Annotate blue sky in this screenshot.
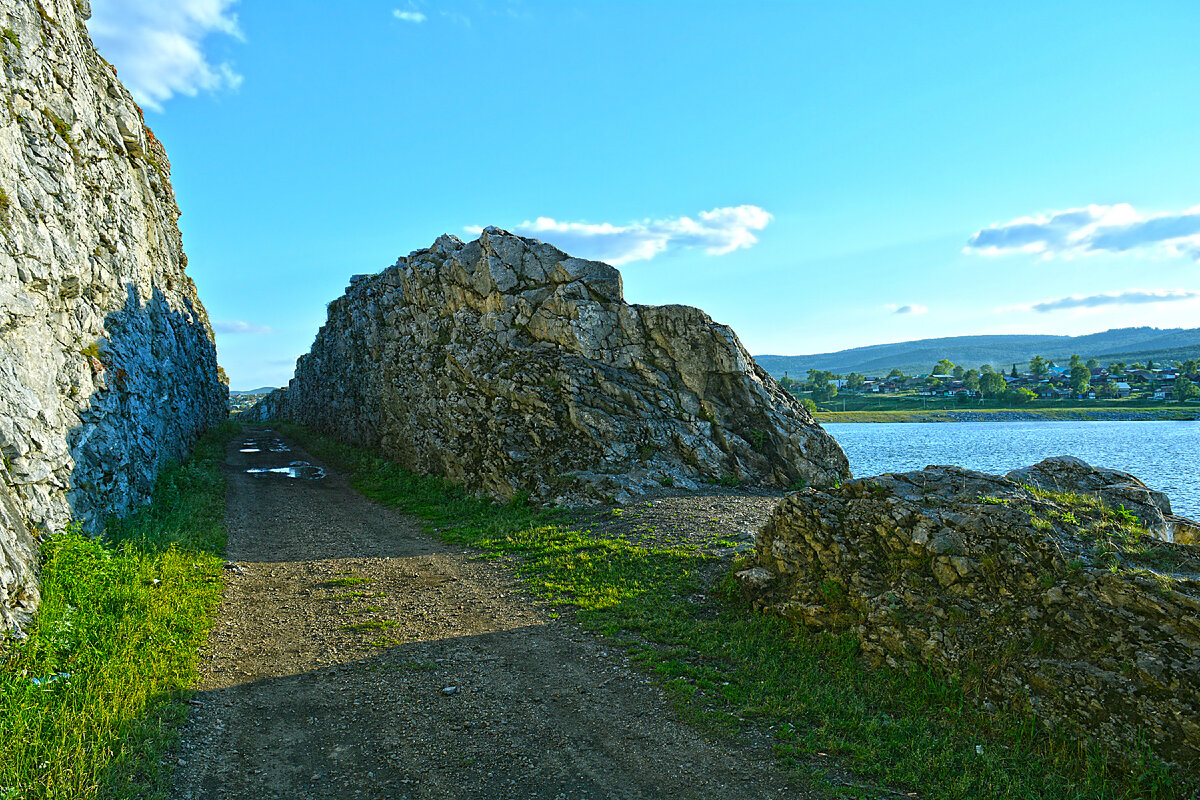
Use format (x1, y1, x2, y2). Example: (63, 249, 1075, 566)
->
(87, 1, 1200, 389)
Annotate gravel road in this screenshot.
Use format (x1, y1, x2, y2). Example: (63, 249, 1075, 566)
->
(170, 429, 823, 799)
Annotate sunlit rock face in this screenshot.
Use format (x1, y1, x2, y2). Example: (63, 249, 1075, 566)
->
(739, 458, 1200, 775)
(275, 227, 849, 504)
(0, 0, 227, 632)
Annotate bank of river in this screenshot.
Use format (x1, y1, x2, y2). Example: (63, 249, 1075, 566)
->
(822, 419, 1199, 519)
(814, 407, 1198, 424)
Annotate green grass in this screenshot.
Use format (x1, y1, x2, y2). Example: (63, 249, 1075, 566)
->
(322, 576, 371, 588)
(276, 420, 1191, 800)
(0, 421, 236, 800)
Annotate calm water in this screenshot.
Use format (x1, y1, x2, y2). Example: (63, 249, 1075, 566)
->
(822, 420, 1199, 519)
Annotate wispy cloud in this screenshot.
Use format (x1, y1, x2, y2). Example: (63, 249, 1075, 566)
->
(965, 203, 1200, 261)
(87, 0, 244, 112)
(392, 9, 427, 23)
(468, 205, 772, 265)
(214, 320, 273, 335)
(886, 303, 929, 315)
(1007, 289, 1200, 314)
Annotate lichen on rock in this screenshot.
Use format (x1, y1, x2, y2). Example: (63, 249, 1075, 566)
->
(738, 456, 1200, 774)
(0, 0, 227, 633)
(270, 227, 849, 504)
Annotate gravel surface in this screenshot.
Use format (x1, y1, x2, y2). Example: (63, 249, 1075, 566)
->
(170, 429, 824, 799)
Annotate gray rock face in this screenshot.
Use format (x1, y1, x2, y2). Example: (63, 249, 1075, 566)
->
(0, 0, 227, 632)
(274, 228, 848, 504)
(739, 460, 1200, 774)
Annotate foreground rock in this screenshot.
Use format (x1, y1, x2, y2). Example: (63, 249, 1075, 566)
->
(738, 457, 1200, 775)
(0, 0, 226, 632)
(272, 228, 848, 504)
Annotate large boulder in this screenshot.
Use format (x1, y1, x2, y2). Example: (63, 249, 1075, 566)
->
(0, 0, 227, 633)
(739, 460, 1200, 775)
(276, 228, 849, 503)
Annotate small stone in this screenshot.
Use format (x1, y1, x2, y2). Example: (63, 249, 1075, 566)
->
(442, 686, 457, 695)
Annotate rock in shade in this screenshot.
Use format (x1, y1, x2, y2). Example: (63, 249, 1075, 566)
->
(738, 458, 1200, 775)
(264, 228, 849, 505)
(0, 0, 227, 633)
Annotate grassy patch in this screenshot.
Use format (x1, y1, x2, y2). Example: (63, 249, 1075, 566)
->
(0, 421, 235, 800)
(341, 621, 397, 632)
(322, 576, 371, 588)
(276, 421, 1190, 799)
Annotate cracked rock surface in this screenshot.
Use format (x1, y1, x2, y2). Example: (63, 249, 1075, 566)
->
(0, 0, 226, 632)
(262, 228, 847, 506)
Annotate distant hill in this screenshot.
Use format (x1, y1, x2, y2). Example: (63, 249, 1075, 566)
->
(230, 386, 278, 396)
(754, 327, 1200, 378)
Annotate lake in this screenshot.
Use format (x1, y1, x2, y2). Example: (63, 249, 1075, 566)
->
(822, 420, 1199, 519)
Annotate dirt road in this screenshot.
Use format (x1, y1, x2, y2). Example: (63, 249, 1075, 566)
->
(171, 429, 816, 799)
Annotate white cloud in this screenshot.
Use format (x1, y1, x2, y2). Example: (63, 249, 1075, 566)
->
(886, 303, 928, 315)
(1006, 289, 1200, 314)
(392, 9, 427, 23)
(87, 0, 243, 111)
(965, 203, 1200, 261)
(214, 320, 273, 335)
(467, 205, 772, 266)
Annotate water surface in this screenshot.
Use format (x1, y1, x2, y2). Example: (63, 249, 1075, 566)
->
(823, 420, 1199, 518)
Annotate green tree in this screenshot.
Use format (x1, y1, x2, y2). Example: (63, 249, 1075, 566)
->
(932, 359, 956, 376)
(1086, 358, 1100, 370)
(963, 369, 980, 392)
(1184, 359, 1199, 376)
(981, 372, 1006, 398)
(886, 368, 906, 381)
(1111, 362, 1126, 376)
(807, 369, 838, 402)
(1070, 364, 1091, 396)
(1147, 359, 1155, 370)
(846, 372, 866, 391)
(1029, 356, 1048, 378)
(1175, 374, 1199, 402)
(980, 363, 995, 375)
(1010, 363, 1019, 378)
(1009, 387, 1037, 404)
(952, 365, 965, 380)
(1095, 380, 1116, 399)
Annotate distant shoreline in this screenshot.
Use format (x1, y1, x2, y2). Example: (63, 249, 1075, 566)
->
(814, 408, 1199, 424)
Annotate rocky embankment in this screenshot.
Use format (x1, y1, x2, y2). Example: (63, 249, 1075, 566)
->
(0, 0, 226, 633)
(267, 228, 848, 504)
(738, 456, 1200, 774)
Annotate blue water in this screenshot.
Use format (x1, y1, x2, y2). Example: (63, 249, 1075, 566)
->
(822, 420, 1199, 519)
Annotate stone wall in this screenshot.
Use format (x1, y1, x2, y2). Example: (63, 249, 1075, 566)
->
(0, 0, 227, 632)
(275, 228, 849, 504)
(738, 458, 1200, 774)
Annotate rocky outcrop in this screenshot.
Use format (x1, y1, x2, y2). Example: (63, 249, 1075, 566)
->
(275, 228, 848, 504)
(0, 0, 227, 632)
(738, 459, 1200, 774)
(1007, 455, 1200, 545)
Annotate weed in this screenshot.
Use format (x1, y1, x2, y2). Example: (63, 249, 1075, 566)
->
(342, 620, 397, 632)
(0, 186, 10, 218)
(80, 342, 102, 359)
(1, 28, 19, 51)
(658, 475, 675, 488)
(717, 474, 741, 489)
(42, 107, 71, 143)
(323, 577, 371, 588)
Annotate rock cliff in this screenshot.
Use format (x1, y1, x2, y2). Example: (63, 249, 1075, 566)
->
(738, 457, 1200, 774)
(274, 228, 848, 504)
(0, 0, 227, 632)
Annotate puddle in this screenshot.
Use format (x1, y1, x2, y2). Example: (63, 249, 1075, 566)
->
(240, 447, 262, 453)
(246, 461, 325, 480)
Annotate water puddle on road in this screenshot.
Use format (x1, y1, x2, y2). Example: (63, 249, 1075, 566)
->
(246, 461, 326, 480)
(240, 447, 262, 453)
